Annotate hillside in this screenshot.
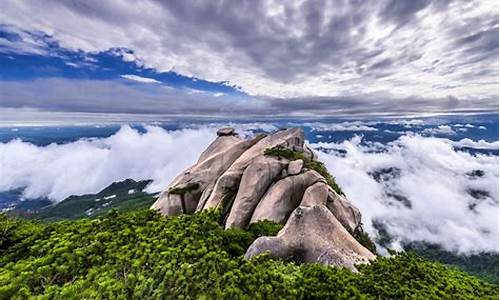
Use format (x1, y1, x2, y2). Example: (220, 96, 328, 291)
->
(33, 179, 157, 221)
(0, 208, 497, 299)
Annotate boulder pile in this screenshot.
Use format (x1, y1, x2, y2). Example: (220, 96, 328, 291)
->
(151, 127, 375, 271)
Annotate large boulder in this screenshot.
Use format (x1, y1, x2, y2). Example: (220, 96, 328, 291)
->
(244, 205, 376, 272)
(287, 159, 303, 175)
(300, 182, 329, 207)
(326, 187, 362, 233)
(225, 155, 288, 229)
(250, 170, 325, 224)
(151, 131, 260, 215)
(197, 129, 240, 163)
(152, 127, 376, 271)
(201, 128, 305, 211)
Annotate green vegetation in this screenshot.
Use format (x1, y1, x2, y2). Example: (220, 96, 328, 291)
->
(32, 179, 156, 221)
(1, 209, 497, 299)
(405, 242, 499, 285)
(352, 227, 377, 254)
(264, 145, 345, 196)
(169, 183, 200, 195)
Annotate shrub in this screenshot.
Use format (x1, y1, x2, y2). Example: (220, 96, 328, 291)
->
(0, 209, 497, 299)
(264, 145, 344, 196)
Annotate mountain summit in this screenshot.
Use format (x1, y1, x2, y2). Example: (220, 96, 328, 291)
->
(152, 127, 375, 271)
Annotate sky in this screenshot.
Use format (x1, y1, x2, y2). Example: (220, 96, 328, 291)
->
(0, 0, 498, 120)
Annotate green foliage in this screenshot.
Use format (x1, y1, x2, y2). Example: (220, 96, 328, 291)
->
(264, 145, 304, 161)
(352, 227, 377, 254)
(0, 210, 497, 299)
(169, 183, 200, 195)
(264, 145, 345, 196)
(405, 242, 499, 285)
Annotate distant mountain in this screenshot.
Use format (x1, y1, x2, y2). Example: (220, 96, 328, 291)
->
(404, 242, 499, 285)
(31, 179, 157, 220)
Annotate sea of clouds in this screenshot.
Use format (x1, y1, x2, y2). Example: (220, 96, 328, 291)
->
(311, 135, 498, 254)
(0, 124, 498, 254)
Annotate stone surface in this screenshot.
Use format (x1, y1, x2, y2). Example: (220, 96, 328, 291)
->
(300, 182, 329, 207)
(201, 128, 304, 211)
(198, 133, 241, 163)
(151, 135, 259, 215)
(287, 159, 303, 175)
(152, 127, 375, 271)
(250, 170, 325, 224)
(217, 127, 236, 136)
(225, 155, 288, 229)
(244, 205, 376, 272)
(326, 187, 362, 233)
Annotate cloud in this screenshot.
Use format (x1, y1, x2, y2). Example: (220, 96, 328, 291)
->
(0, 78, 264, 116)
(311, 135, 499, 253)
(305, 121, 378, 132)
(0, 125, 216, 200)
(450, 138, 499, 150)
(0, 0, 497, 114)
(0, 125, 497, 254)
(422, 125, 455, 135)
(2, 78, 496, 118)
(120, 74, 161, 84)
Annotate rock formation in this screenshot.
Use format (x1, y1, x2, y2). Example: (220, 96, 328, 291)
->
(151, 127, 375, 271)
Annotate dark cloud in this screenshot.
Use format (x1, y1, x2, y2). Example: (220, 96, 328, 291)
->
(379, 0, 432, 25)
(0, 0, 497, 117)
(0, 78, 496, 118)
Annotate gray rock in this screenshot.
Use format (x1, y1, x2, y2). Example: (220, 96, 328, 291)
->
(201, 128, 304, 211)
(198, 133, 241, 163)
(287, 159, 303, 175)
(326, 187, 362, 233)
(244, 205, 375, 271)
(152, 127, 374, 272)
(151, 135, 259, 216)
(300, 182, 328, 207)
(217, 127, 236, 136)
(250, 170, 325, 224)
(225, 155, 288, 229)
(303, 145, 318, 161)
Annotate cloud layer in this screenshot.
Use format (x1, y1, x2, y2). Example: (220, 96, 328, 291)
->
(312, 135, 499, 253)
(0, 125, 497, 253)
(0, 126, 216, 200)
(0, 0, 498, 116)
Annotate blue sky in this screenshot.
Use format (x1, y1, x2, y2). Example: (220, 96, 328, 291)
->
(0, 26, 241, 95)
(0, 1, 498, 120)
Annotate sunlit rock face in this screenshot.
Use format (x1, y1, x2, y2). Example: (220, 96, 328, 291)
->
(152, 127, 375, 270)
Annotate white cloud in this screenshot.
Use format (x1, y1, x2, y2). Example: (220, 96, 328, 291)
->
(0, 125, 497, 254)
(0, 0, 497, 107)
(306, 121, 378, 132)
(450, 138, 499, 150)
(120, 74, 161, 84)
(0, 125, 216, 200)
(311, 135, 499, 253)
(422, 125, 455, 135)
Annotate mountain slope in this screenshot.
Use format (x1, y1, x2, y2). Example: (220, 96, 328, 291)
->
(0, 208, 497, 299)
(33, 179, 157, 220)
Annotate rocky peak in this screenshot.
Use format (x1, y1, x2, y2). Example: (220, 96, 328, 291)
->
(151, 127, 375, 271)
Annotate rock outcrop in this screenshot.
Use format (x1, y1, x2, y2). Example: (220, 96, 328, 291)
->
(244, 205, 376, 272)
(151, 127, 375, 271)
